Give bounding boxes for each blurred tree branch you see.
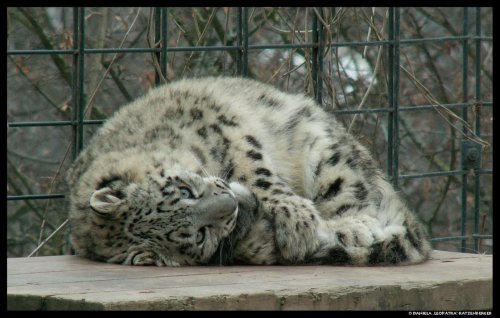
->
[13,8,72,86]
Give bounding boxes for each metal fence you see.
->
[7,7,493,255]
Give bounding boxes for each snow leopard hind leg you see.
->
[305,131,432,265]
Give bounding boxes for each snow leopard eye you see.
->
[196,226,207,245]
[179,187,194,199]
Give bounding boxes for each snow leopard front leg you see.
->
[232,177,326,264]
[228,136,329,265]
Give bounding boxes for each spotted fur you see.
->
[66,77,431,266]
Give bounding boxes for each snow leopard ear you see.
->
[90,187,123,217]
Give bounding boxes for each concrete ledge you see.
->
[7,250,492,310]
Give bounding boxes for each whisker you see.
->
[190,152,210,178]
[221,163,234,181]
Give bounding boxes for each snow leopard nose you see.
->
[196,192,237,220]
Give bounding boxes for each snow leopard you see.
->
[66,76,431,266]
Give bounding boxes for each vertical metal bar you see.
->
[161,7,168,81]
[62,7,67,30]
[461,7,469,144]
[236,8,242,75]
[76,7,85,155]
[242,7,249,77]
[71,7,79,160]
[473,7,482,253]
[315,8,324,105]
[154,7,161,85]
[312,10,318,97]
[391,7,400,190]
[387,7,394,179]
[460,7,469,253]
